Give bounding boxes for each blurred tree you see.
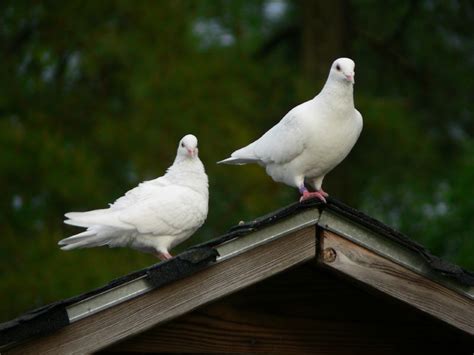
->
[300,0,351,83]
[0,0,473,322]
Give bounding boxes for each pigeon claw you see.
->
[300,190,327,203]
[320,189,329,198]
[156,251,173,260]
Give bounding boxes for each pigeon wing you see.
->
[118,185,205,235]
[110,176,171,210]
[233,111,306,165]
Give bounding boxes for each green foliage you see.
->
[1,0,473,323]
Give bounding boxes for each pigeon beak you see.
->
[345,72,355,84]
[187,148,197,157]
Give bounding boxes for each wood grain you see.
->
[320,230,474,335]
[7,227,316,354]
[103,263,473,354]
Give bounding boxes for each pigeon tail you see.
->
[59,227,123,250]
[58,230,104,250]
[59,236,110,250]
[58,229,96,244]
[217,157,260,165]
[64,209,131,229]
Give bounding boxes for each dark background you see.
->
[1,0,473,322]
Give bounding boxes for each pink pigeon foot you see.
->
[300,190,327,203]
[156,251,173,260]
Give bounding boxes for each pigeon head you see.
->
[178,134,199,158]
[330,58,355,84]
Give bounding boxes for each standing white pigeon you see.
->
[218,58,362,202]
[59,134,209,260]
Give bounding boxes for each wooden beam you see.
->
[319,230,474,335]
[7,227,316,354]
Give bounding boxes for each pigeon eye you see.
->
[181,142,185,147]
[336,64,341,71]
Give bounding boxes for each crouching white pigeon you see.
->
[59,134,209,260]
[218,57,363,203]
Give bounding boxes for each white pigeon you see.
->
[59,134,209,260]
[218,58,362,202]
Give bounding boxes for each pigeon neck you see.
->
[319,78,354,107]
[167,157,207,185]
[171,156,202,169]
